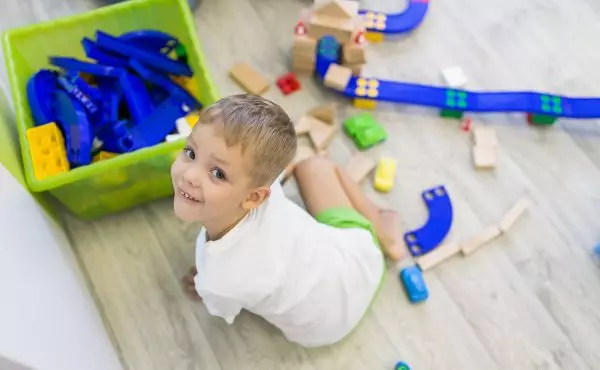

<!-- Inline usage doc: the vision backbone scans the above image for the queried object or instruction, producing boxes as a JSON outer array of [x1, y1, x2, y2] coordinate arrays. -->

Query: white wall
[[0, 164, 123, 370]]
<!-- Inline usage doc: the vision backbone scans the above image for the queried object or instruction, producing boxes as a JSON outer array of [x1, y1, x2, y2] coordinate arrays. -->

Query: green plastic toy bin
[[2, 0, 220, 220]]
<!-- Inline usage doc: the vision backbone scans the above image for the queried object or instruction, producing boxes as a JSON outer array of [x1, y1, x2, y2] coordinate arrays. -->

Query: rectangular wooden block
[[324, 64, 352, 91], [499, 198, 530, 232], [472, 145, 497, 169], [342, 44, 366, 64], [292, 36, 317, 60], [472, 126, 498, 147], [417, 242, 461, 271], [345, 153, 376, 183], [461, 226, 502, 255], [308, 117, 338, 150], [228, 62, 269, 95], [343, 62, 363, 76]]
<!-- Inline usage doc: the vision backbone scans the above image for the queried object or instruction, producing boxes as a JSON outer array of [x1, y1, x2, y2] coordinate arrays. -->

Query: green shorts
[[314, 207, 386, 337]]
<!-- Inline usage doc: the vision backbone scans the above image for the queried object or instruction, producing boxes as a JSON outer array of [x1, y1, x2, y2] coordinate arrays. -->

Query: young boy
[[172, 94, 404, 348]]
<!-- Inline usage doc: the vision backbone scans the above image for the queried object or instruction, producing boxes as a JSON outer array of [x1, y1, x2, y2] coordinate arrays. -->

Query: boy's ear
[[242, 186, 271, 210]]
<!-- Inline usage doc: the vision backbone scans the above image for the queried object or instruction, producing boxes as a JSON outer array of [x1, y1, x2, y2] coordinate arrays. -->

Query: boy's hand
[[182, 266, 202, 301]]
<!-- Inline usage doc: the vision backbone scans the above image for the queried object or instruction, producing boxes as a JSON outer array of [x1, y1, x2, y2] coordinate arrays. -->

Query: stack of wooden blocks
[[292, 0, 367, 76]]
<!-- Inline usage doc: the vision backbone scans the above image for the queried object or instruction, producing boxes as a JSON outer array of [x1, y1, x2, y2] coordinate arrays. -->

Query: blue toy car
[[395, 361, 411, 370], [400, 266, 429, 303]]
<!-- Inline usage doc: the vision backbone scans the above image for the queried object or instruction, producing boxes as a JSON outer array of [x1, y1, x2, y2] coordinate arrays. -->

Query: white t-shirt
[[193, 179, 384, 347]]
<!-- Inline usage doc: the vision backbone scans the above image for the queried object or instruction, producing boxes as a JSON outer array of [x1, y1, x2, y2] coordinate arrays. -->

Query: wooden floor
[[3, 0, 600, 369]]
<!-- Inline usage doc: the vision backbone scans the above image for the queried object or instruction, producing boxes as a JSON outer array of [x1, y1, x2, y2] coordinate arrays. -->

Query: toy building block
[[499, 198, 530, 232], [295, 115, 312, 135], [441, 66, 468, 88], [324, 64, 352, 91], [166, 134, 185, 142], [307, 102, 336, 124], [228, 62, 269, 95], [176, 116, 192, 136], [92, 151, 118, 163], [312, 0, 359, 19], [416, 242, 461, 271], [26, 122, 70, 180], [460, 225, 502, 255], [373, 156, 396, 192], [309, 116, 338, 150], [472, 145, 497, 170], [345, 153, 376, 183], [185, 111, 200, 128], [342, 44, 366, 64], [399, 266, 429, 303], [276, 73, 301, 95], [292, 36, 317, 73], [307, 1, 359, 44], [472, 126, 498, 147], [353, 98, 376, 110], [343, 62, 363, 76]]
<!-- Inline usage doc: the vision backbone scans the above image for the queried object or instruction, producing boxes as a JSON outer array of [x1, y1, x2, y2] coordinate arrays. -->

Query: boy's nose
[[183, 168, 201, 188]]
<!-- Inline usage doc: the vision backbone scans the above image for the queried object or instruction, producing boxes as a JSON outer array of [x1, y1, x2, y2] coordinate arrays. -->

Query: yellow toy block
[[171, 75, 200, 100], [353, 98, 377, 110], [25, 122, 69, 180], [92, 151, 118, 163], [373, 156, 396, 192], [365, 31, 384, 43], [185, 111, 200, 128]]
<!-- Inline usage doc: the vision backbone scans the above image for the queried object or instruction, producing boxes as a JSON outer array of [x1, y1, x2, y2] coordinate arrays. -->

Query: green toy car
[[343, 112, 388, 150]]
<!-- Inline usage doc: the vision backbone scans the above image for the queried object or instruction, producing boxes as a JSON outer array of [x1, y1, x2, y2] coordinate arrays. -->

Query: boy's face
[[170, 122, 269, 224]]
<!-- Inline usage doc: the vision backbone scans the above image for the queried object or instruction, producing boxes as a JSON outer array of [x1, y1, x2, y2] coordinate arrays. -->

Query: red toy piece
[[354, 31, 366, 45], [276, 73, 301, 95], [294, 22, 306, 35], [461, 117, 472, 132]]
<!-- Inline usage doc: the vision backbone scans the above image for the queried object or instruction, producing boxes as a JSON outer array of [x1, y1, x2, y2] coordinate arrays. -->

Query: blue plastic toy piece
[[49, 56, 122, 77], [26, 69, 58, 126], [119, 29, 179, 53], [95, 30, 192, 77], [394, 361, 411, 370], [404, 185, 453, 257], [56, 75, 100, 117], [53, 89, 93, 167], [99, 96, 185, 153], [359, 0, 429, 36], [82, 38, 130, 68], [400, 266, 429, 303], [128, 59, 201, 110], [315, 35, 341, 77], [119, 71, 154, 124]]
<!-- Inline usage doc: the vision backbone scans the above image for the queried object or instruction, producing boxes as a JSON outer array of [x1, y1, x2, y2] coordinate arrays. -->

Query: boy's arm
[[194, 274, 243, 324]]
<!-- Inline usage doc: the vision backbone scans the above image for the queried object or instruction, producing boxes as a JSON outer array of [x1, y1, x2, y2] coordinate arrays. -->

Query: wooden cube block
[[228, 62, 269, 95], [345, 153, 376, 183], [308, 103, 336, 125], [461, 226, 502, 255], [342, 44, 366, 64], [472, 126, 498, 147], [343, 63, 363, 76], [472, 145, 497, 169], [308, 15, 354, 43], [308, 117, 338, 150], [324, 64, 352, 90], [292, 36, 317, 59]]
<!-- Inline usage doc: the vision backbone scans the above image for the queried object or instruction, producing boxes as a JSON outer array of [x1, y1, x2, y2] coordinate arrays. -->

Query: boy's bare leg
[[294, 156, 405, 261]]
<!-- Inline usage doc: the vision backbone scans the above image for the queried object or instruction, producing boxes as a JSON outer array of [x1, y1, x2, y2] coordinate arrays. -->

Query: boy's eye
[[183, 146, 195, 160], [211, 168, 227, 181]]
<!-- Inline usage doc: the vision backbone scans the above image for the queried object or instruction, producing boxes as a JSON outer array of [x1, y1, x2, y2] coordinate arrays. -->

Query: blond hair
[[196, 94, 297, 186]]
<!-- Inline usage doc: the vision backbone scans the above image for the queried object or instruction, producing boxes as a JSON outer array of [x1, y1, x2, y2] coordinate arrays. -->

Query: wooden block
[[313, 0, 359, 19], [294, 116, 312, 135], [308, 103, 336, 124], [292, 64, 315, 75], [344, 63, 363, 76], [417, 242, 461, 271], [308, 117, 338, 150], [342, 44, 366, 64], [499, 198, 530, 232], [345, 153, 376, 183], [292, 36, 317, 58], [228, 62, 269, 95], [460, 226, 502, 255], [472, 145, 497, 169], [324, 64, 352, 91], [308, 15, 354, 43], [472, 126, 498, 147]]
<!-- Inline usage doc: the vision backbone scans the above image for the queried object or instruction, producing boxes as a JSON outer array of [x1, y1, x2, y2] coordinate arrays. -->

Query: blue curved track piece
[[359, 0, 429, 35], [404, 186, 453, 257]]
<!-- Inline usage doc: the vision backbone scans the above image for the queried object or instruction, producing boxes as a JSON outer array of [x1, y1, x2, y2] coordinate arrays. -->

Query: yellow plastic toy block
[[353, 98, 377, 110], [373, 156, 397, 192], [25, 122, 69, 180], [171, 75, 200, 100], [185, 111, 200, 128], [92, 151, 118, 163], [365, 31, 385, 43]]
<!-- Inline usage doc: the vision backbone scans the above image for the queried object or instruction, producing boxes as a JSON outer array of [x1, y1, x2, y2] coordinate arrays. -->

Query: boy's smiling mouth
[[178, 187, 202, 203]]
